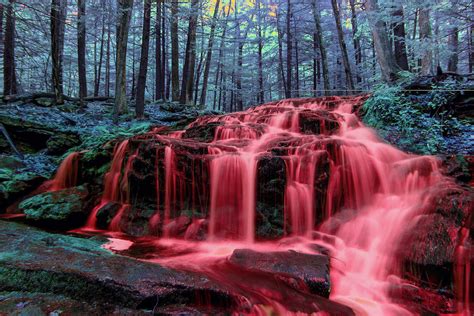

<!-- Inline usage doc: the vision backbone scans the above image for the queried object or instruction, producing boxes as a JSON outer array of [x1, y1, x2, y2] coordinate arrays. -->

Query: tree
[[286, 0, 292, 98], [51, 0, 67, 104], [136, 0, 152, 118], [3, 0, 17, 96], [0, 4, 4, 64], [330, 0, 354, 92], [312, 0, 330, 95], [170, 0, 179, 101], [256, 0, 264, 104], [447, 27, 459, 72], [391, 2, 409, 71], [77, 0, 87, 103], [180, 0, 199, 104], [155, 0, 164, 100], [200, 0, 220, 106], [366, 0, 400, 82], [419, 8, 433, 75], [114, 0, 134, 118], [349, 0, 362, 82]]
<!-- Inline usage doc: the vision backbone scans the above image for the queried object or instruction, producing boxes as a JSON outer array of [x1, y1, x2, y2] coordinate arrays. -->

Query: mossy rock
[[34, 97, 55, 107], [46, 133, 81, 155], [19, 186, 90, 228], [0, 173, 45, 212]]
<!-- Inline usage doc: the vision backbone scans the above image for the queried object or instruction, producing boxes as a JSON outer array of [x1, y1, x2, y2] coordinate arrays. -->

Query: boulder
[[0, 221, 236, 314], [95, 201, 122, 229], [18, 186, 90, 228], [228, 249, 331, 298], [46, 133, 81, 155], [0, 172, 45, 212]]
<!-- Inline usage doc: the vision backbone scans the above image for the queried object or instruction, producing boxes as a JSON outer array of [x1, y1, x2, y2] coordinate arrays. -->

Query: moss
[[19, 186, 88, 224], [362, 79, 472, 155], [0, 266, 142, 308]]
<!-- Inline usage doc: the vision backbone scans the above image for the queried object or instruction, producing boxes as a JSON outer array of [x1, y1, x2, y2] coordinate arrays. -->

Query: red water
[[73, 96, 471, 315], [84, 140, 129, 229], [47, 152, 79, 191]]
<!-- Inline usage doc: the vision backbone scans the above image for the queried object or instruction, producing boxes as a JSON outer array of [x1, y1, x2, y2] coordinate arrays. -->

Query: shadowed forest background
[[0, 0, 473, 115]]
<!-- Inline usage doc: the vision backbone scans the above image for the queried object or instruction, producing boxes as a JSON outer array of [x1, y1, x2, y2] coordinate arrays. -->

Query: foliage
[[363, 80, 469, 155]]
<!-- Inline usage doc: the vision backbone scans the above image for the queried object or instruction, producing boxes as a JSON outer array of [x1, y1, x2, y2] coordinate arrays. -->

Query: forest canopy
[[0, 0, 473, 116]]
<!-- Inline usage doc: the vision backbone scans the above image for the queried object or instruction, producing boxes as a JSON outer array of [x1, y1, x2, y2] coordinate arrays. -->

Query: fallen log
[[0, 123, 23, 159], [2, 93, 113, 104]]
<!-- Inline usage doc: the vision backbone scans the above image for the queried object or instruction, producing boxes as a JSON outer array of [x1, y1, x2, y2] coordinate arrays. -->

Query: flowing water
[[71, 96, 470, 315]]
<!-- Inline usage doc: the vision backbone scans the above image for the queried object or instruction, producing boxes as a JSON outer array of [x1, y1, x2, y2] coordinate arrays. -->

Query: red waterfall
[[61, 96, 470, 315], [85, 140, 129, 229], [48, 152, 79, 191]]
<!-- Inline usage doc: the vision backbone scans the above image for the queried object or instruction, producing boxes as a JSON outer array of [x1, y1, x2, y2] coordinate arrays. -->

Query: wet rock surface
[[0, 220, 236, 314], [19, 185, 91, 228], [229, 249, 331, 297]]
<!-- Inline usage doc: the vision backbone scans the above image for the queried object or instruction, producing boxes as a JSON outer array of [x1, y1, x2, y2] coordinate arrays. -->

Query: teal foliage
[[80, 121, 152, 150], [362, 80, 469, 155]]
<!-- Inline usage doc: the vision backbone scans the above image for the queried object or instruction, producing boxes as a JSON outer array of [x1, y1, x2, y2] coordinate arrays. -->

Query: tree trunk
[[155, 0, 164, 100], [256, 0, 264, 104], [294, 34, 300, 97], [51, 0, 67, 104], [0, 4, 4, 62], [286, 0, 292, 98], [366, 0, 400, 82], [114, 0, 134, 119], [94, 2, 106, 97], [392, 4, 409, 71], [170, 0, 179, 101], [470, 1, 473, 73], [447, 27, 459, 73], [180, 0, 199, 104], [105, 14, 111, 98], [276, 5, 287, 98], [312, 0, 330, 95], [77, 0, 87, 102], [200, 0, 220, 106], [213, 11, 230, 111], [3, 0, 17, 96], [135, 0, 152, 118], [349, 0, 362, 82], [330, 0, 354, 91], [419, 8, 433, 75]]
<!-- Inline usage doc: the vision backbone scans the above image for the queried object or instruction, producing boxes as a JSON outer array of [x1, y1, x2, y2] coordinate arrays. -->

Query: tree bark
[[312, 0, 330, 95], [105, 10, 111, 98], [366, 0, 400, 82], [213, 10, 230, 111], [0, 4, 4, 62], [330, 0, 354, 91], [200, 0, 220, 106], [77, 0, 87, 102], [349, 0, 362, 82], [170, 0, 179, 101], [419, 8, 433, 75], [180, 0, 199, 104], [392, 3, 409, 71], [51, 0, 67, 104], [256, 0, 264, 104], [135, 0, 152, 118], [94, 1, 106, 97], [114, 0, 134, 119], [3, 0, 17, 96], [286, 0, 292, 98], [155, 0, 164, 100], [447, 27, 459, 73], [276, 4, 287, 98]]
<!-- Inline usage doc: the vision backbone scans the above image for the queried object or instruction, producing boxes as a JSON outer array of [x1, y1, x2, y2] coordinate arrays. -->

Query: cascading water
[[76, 96, 471, 315], [47, 151, 79, 191]]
